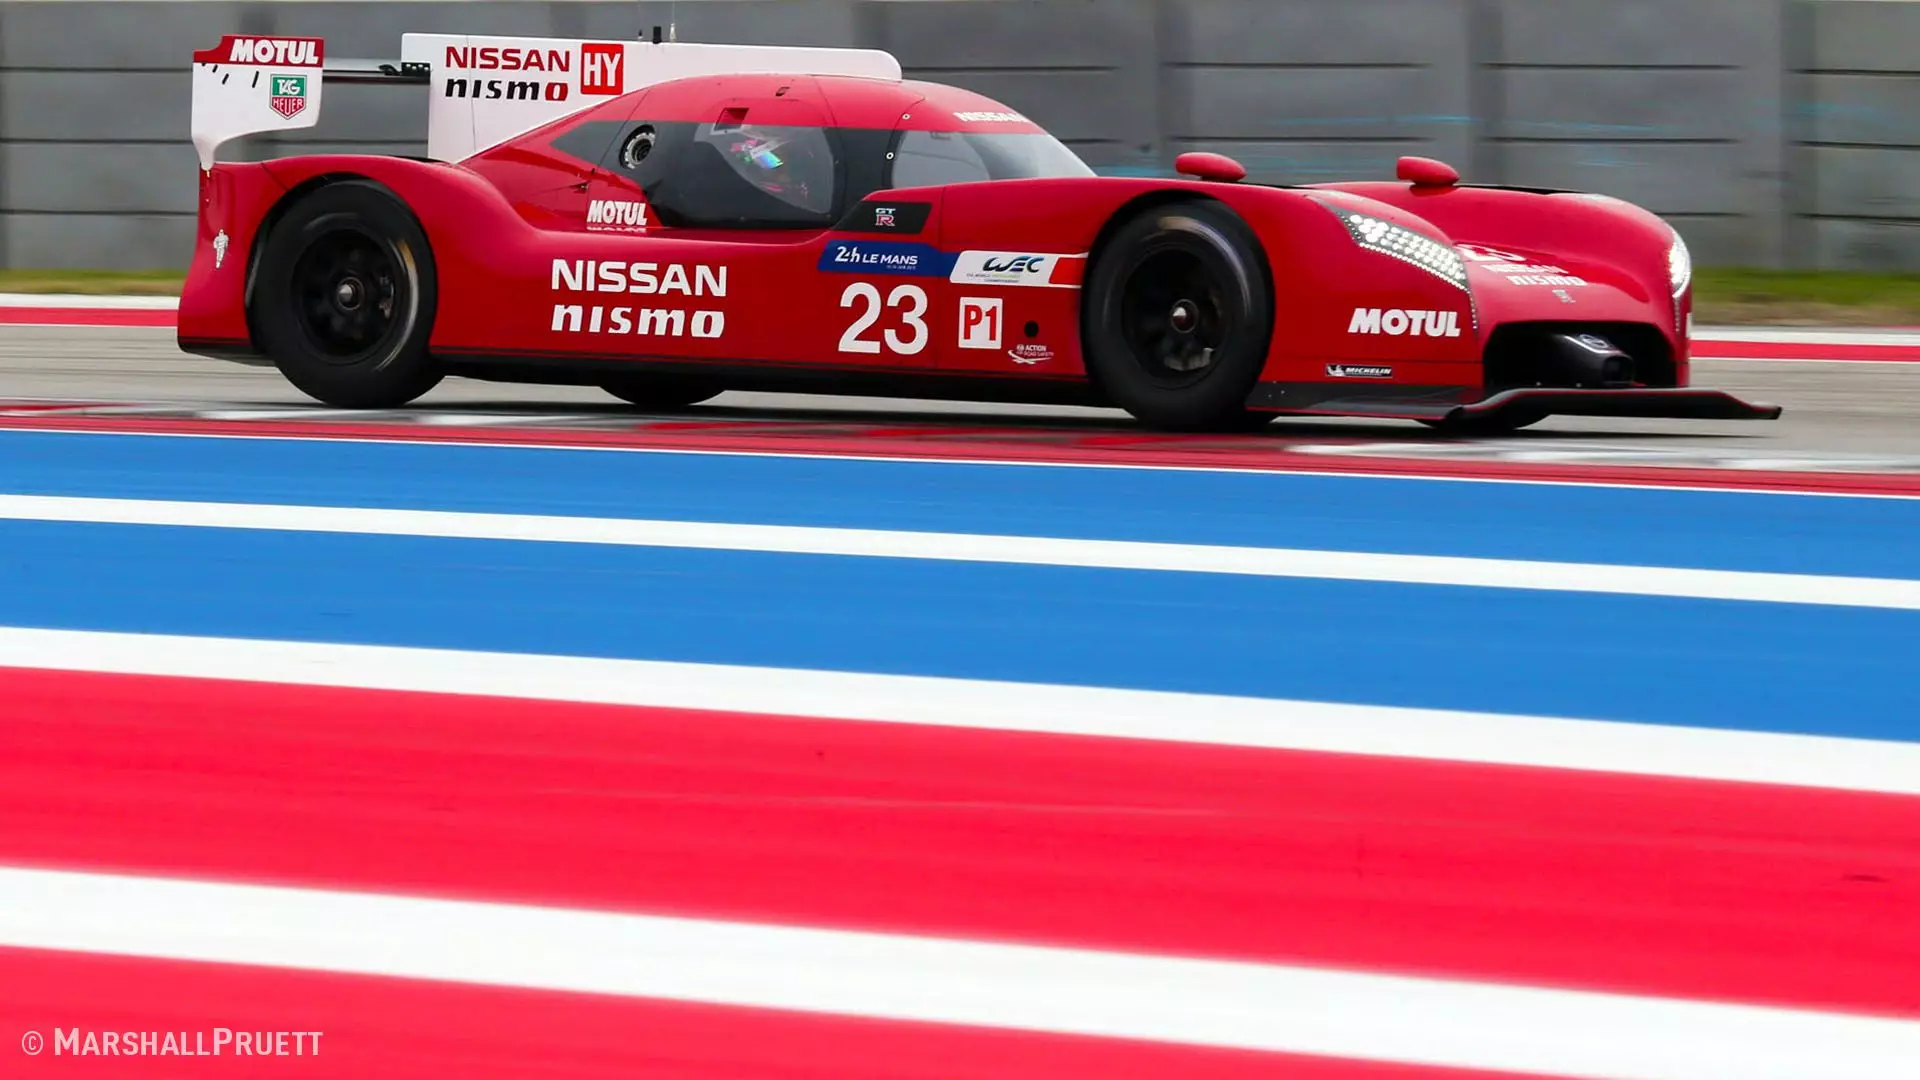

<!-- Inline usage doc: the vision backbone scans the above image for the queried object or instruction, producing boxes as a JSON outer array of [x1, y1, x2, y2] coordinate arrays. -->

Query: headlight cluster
[[1668, 232, 1692, 298], [1333, 209, 1470, 291]]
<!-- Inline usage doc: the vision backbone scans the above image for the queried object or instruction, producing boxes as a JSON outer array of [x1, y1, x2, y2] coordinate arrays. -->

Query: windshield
[[889, 129, 1095, 188]]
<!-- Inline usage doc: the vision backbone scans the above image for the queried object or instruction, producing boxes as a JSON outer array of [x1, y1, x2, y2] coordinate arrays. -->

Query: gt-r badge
[[212, 229, 229, 269], [1326, 364, 1393, 379]]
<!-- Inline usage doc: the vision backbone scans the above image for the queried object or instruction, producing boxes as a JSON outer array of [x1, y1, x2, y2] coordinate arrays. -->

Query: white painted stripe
[[0, 864, 1913, 1080], [4, 627, 1919, 795], [1694, 353, 1920, 366], [0, 293, 179, 309], [1694, 326, 1920, 346], [1, 493, 1917, 610]]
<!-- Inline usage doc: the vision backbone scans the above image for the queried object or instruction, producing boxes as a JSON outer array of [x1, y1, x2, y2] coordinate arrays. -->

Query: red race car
[[179, 31, 1780, 433]]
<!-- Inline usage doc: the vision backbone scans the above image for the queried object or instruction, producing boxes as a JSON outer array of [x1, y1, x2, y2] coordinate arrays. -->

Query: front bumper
[[1447, 387, 1783, 423], [1244, 383, 1783, 423]]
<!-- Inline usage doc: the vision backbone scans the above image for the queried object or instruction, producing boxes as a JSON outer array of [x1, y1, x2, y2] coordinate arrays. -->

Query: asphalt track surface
[[5, 323, 1920, 1077], [6, 324, 1920, 456]]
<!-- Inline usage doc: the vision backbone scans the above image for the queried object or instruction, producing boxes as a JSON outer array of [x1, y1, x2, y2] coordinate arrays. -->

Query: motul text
[[1347, 308, 1463, 338], [219, 38, 321, 66]]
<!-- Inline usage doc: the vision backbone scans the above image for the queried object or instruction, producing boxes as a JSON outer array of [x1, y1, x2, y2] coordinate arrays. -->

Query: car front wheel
[[1080, 199, 1276, 432]]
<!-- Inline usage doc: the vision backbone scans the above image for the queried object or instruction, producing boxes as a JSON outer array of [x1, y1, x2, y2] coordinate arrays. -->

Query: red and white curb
[[4, 294, 1919, 362], [0, 292, 179, 327]]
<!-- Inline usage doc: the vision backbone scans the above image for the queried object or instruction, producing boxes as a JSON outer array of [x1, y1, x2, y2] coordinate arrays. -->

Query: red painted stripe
[[1694, 341, 1920, 363], [1, 414, 1917, 494], [0, 947, 1535, 1080], [4, 666, 1918, 1017], [0, 308, 176, 328]]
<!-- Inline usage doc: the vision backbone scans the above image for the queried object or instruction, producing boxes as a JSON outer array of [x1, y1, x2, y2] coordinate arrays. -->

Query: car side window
[[890, 129, 991, 188], [693, 115, 836, 218], [612, 106, 839, 228]]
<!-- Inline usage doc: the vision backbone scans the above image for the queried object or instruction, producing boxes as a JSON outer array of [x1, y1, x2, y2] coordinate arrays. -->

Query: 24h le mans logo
[[268, 74, 307, 119]]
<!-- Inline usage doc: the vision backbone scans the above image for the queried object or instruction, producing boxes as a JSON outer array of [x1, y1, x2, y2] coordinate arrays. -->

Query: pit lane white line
[[0, 493, 1916, 610], [5, 627, 1920, 796]]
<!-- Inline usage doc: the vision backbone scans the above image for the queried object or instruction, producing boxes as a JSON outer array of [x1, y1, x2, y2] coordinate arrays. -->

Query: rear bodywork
[[179, 32, 1779, 427]]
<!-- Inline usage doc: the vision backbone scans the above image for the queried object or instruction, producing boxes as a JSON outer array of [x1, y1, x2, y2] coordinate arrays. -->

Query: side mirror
[[1396, 156, 1460, 188], [1174, 151, 1247, 183]]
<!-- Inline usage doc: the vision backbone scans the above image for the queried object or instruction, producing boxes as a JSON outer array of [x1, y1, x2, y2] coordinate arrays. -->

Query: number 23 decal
[[838, 282, 928, 356]]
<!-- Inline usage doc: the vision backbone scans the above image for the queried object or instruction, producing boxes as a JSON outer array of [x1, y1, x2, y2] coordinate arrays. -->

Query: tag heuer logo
[[269, 74, 308, 119]]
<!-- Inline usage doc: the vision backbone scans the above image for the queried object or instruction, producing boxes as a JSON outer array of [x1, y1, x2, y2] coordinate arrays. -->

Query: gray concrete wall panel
[[1810, 218, 1920, 273], [1804, 74, 1920, 148], [3, 211, 193, 270], [1807, 0, 1919, 73], [2, 143, 198, 214], [1177, 68, 1450, 142], [1, 72, 188, 142], [1, 0, 1918, 271], [1494, 0, 1773, 67], [1801, 146, 1920, 221], [0, 2, 247, 70], [618, 2, 866, 48], [1492, 70, 1756, 143], [1169, 0, 1467, 66], [873, 0, 1152, 70]]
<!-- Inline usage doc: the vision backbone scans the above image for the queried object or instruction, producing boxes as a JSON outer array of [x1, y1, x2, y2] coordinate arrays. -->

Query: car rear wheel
[[1081, 199, 1275, 432], [599, 373, 727, 410], [249, 180, 442, 408]]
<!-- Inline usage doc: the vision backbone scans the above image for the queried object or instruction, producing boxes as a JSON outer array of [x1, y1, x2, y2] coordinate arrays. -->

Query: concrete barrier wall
[[0, 0, 1914, 271]]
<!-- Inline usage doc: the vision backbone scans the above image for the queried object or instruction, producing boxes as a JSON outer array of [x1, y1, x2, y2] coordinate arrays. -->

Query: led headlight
[[1667, 231, 1692, 336], [1667, 232, 1692, 298], [1331, 209, 1469, 291]]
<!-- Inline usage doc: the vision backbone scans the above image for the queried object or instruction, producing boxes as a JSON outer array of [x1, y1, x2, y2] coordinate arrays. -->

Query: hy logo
[[268, 74, 308, 119]]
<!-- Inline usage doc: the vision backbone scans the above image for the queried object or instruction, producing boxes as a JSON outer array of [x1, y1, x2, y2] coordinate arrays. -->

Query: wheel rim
[[288, 221, 405, 365], [1116, 247, 1232, 386]]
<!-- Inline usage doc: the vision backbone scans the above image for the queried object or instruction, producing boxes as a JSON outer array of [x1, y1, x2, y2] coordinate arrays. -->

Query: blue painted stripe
[[1, 519, 1914, 742], [1, 431, 1919, 579]]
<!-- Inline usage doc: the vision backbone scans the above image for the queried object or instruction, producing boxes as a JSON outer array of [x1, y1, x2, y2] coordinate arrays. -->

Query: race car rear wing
[[190, 32, 902, 170]]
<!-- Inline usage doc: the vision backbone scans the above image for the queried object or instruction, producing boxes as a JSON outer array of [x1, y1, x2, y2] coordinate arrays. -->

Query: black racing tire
[[598, 373, 728, 409], [1081, 199, 1275, 432], [249, 179, 443, 408]]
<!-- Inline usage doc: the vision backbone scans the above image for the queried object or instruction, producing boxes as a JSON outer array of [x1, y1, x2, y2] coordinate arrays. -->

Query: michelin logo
[[1326, 363, 1394, 379], [1347, 308, 1462, 338]]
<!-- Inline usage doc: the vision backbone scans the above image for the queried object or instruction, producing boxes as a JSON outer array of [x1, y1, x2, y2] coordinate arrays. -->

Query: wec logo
[[1347, 308, 1462, 338], [949, 250, 1070, 287], [982, 255, 1046, 275]]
